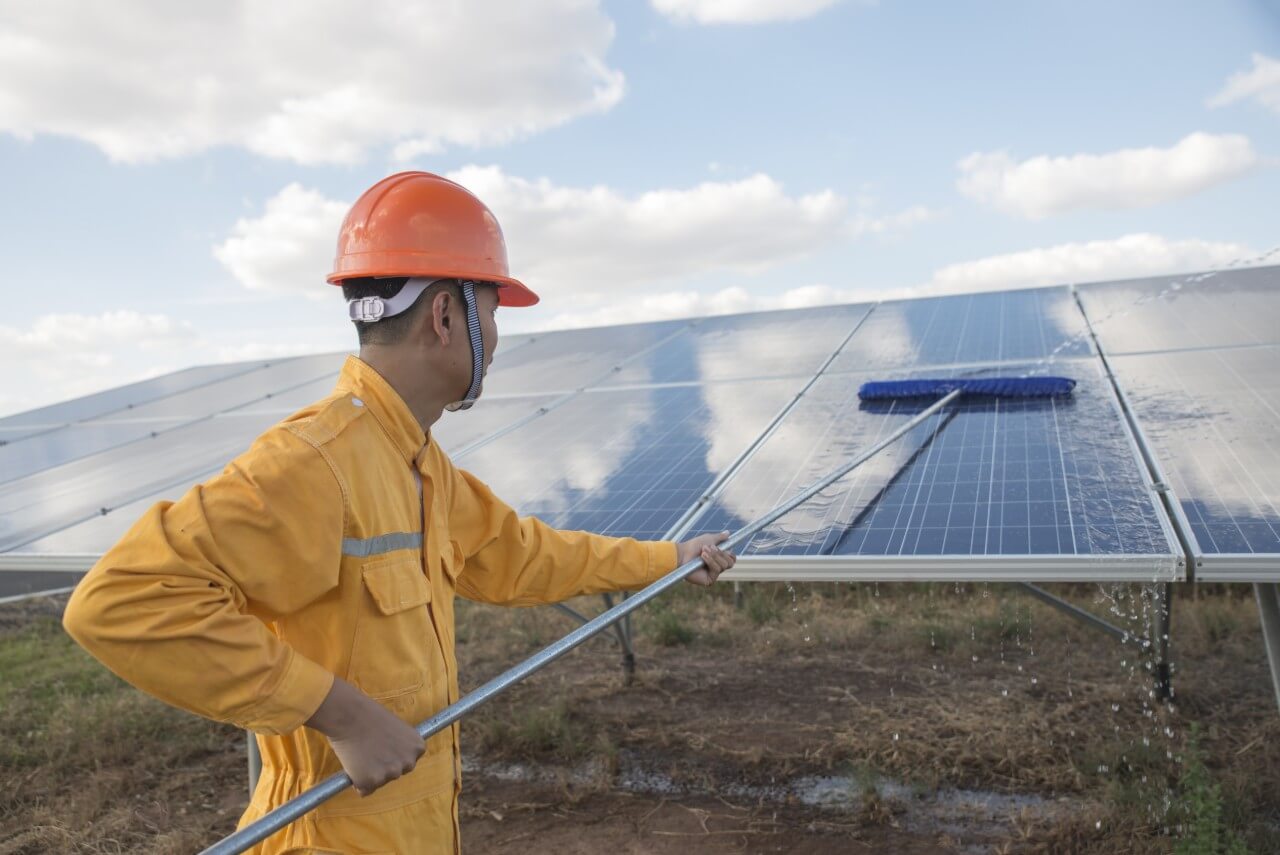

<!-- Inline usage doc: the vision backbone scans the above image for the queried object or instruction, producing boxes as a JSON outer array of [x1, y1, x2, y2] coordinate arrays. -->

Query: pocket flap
[[362, 558, 430, 615], [440, 539, 465, 582]]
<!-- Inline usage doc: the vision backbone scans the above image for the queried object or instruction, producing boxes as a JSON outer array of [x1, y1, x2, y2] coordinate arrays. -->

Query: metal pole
[[1152, 581, 1173, 701], [0, 585, 76, 606], [550, 601, 594, 626], [600, 593, 635, 684], [201, 389, 963, 855], [1254, 582, 1280, 713]]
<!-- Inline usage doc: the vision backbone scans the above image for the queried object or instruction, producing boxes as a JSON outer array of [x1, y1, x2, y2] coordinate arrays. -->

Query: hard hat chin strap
[[444, 280, 484, 412]]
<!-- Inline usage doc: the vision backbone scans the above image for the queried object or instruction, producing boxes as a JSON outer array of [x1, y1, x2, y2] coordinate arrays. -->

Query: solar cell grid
[[828, 287, 1092, 374], [687, 360, 1174, 560]]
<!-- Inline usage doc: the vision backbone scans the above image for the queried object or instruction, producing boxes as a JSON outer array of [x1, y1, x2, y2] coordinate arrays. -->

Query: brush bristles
[[857, 377, 1077, 400]]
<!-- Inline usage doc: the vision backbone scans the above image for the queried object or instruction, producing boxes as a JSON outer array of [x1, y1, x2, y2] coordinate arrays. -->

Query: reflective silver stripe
[[341, 532, 423, 558]]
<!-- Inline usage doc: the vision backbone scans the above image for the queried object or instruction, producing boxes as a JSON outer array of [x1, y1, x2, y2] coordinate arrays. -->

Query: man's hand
[[677, 531, 736, 586], [305, 676, 425, 796]]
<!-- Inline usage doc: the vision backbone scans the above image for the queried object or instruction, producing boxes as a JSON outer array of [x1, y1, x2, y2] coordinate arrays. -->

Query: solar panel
[[1109, 346, 1280, 576], [0, 359, 271, 438], [7, 391, 556, 558], [14, 272, 1280, 584], [13, 472, 211, 556], [87, 353, 350, 423], [456, 378, 807, 542], [0, 412, 282, 552], [0, 353, 350, 482], [1078, 265, 1280, 355], [827, 287, 1092, 374], [481, 319, 692, 396], [686, 360, 1176, 569], [589, 304, 872, 387], [1, 420, 187, 484]]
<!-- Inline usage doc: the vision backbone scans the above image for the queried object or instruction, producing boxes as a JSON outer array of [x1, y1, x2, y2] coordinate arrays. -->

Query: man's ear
[[429, 289, 453, 346]]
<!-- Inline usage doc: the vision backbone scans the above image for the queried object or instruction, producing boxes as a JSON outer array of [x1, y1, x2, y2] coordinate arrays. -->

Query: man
[[63, 171, 736, 854]]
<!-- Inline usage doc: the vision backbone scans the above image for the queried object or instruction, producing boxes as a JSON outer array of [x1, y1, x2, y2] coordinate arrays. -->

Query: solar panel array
[[2, 265, 1278, 584]]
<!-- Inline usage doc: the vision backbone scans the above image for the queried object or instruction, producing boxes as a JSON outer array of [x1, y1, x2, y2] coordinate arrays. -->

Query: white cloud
[[447, 166, 848, 301], [652, 0, 848, 24], [0, 311, 194, 416], [850, 204, 940, 237], [1208, 53, 1280, 113], [214, 168, 858, 302], [920, 234, 1255, 296], [0, 0, 624, 164], [957, 133, 1260, 219], [213, 184, 347, 296]]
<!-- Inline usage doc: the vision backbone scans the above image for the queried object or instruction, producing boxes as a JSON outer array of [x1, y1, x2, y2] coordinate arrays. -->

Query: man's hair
[[340, 277, 461, 346]]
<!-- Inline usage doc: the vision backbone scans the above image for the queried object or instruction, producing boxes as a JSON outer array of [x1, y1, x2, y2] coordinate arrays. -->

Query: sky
[[0, 0, 1278, 416]]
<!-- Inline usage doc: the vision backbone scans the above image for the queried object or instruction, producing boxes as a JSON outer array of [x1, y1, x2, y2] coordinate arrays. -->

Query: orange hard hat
[[327, 171, 539, 307]]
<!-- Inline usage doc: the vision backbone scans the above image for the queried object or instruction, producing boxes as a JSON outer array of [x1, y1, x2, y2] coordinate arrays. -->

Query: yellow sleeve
[[446, 465, 679, 606], [62, 426, 343, 735]]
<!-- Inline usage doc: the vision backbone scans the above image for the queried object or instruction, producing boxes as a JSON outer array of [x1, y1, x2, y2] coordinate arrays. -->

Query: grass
[[0, 616, 243, 854], [470, 696, 603, 765], [646, 605, 695, 647], [3, 582, 1278, 852]]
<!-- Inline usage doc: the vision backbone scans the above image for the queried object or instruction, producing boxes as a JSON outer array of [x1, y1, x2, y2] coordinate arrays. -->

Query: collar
[[334, 356, 427, 465]]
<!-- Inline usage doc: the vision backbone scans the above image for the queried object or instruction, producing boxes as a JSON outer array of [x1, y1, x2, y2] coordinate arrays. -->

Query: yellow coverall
[[63, 356, 678, 854]]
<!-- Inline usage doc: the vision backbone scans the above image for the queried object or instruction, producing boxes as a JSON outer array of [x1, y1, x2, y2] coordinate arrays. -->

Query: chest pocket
[[349, 556, 433, 699]]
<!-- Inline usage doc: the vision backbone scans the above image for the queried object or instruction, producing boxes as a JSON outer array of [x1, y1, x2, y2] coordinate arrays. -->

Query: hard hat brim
[[327, 258, 539, 307]]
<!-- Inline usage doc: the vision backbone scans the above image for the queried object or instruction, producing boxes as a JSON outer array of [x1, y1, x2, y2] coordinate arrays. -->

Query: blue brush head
[[858, 377, 1076, 400]]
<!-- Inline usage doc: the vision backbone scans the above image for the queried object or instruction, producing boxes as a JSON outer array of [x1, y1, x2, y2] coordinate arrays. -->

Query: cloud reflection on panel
[[1077, 265, 1280, 355], [1113, 347, 1280, 556], [690, 372, 940, 553], [458, 379, 805, 541], [593, 303, 871, 389]]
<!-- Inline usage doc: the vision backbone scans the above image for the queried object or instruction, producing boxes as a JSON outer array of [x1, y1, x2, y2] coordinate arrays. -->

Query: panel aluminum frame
[[721, 553, 1180, 582]]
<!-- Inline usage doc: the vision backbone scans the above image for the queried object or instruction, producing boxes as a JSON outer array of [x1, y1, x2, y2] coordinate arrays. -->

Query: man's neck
[[357, 347, 449, 435]]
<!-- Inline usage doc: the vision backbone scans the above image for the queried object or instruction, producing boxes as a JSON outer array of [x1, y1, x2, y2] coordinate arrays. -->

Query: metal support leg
[[733, 581, 744, 611], [603, 593, 636, 686], [1254, 583, 1280, 714], [1018, 583, 1141, 644], [1152, 582, 1173, 701], [247, 732, 261, 800]]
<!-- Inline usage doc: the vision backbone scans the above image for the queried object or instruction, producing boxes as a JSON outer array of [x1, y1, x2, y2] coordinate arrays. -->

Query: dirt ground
[[2, 582, 1277, 854]]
